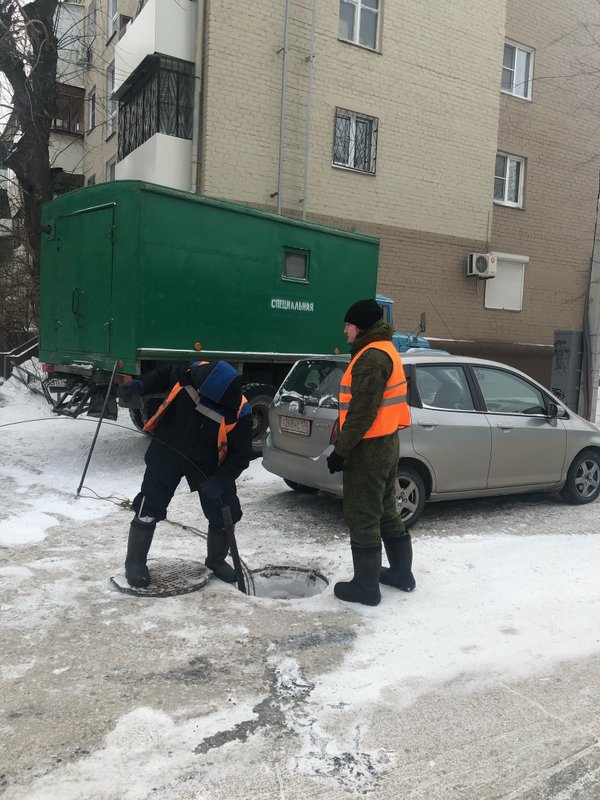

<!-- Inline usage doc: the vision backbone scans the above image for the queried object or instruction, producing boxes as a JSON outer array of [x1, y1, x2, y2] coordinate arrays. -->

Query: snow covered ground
[[1, 372, 600, 800]]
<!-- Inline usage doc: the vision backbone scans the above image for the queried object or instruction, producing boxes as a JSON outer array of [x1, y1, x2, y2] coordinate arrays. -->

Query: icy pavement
[[1, 376, 600, 799]]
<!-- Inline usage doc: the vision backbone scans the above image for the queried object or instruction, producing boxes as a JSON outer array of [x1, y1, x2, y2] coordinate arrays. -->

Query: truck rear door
[[53, 206, 114, 358]]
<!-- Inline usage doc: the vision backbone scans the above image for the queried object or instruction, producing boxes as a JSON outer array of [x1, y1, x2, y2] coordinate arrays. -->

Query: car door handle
[[417, 421, 437, 430], [497, 423, 513, 431]]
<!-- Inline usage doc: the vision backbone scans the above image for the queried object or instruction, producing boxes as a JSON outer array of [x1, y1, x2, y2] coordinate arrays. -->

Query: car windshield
[[278, 360, 345, 408]]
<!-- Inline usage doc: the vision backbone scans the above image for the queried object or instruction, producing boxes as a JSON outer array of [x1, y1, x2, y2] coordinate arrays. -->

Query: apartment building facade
[[79, 0, 600, 390]]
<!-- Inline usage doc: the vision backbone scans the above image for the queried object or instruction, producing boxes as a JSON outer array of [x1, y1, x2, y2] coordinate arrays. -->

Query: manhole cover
[[111, 558, 212, 597], [250, 565, 328, 599]]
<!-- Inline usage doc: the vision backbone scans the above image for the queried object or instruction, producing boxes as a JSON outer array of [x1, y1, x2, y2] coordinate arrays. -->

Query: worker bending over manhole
[[117, 359, 253, 589]]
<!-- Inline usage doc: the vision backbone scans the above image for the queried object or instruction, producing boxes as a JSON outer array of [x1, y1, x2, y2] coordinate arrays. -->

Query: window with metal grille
[[333, 107, 378, 174], [118, 56, 193, 161]]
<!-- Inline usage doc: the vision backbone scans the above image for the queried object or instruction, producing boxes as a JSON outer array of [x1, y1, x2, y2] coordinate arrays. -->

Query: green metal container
[[40, 181, 379, 376]]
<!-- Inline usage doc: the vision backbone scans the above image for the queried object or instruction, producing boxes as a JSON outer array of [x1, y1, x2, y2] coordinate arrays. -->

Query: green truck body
[[39, 180, 379, 443]]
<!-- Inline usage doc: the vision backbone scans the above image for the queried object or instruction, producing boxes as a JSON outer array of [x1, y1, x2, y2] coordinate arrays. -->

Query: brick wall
[[201, 0, 505, 242], [490, 0, 600, 346], [200, 0, 600, 360]]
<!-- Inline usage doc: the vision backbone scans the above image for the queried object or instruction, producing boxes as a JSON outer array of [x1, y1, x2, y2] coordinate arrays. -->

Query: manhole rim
[[248, 563, 330, 600], [250, 563, 329, 585]]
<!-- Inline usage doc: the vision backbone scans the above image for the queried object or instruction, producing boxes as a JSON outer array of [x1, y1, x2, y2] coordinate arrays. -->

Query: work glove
[[117, 379, 144, 406], [201, 474, 226, 500], [327, 450, 345, 474]]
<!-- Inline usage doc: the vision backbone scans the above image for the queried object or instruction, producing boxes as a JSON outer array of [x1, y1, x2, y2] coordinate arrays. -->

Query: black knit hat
[[344, 298, 383, 330]]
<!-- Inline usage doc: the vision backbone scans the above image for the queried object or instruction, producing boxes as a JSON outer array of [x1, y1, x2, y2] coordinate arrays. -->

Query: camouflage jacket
[[334, 320, 397, 458]]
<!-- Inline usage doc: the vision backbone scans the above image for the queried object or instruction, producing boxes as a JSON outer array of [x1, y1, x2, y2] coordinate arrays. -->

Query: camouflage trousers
[[342, 433, 406, 546]]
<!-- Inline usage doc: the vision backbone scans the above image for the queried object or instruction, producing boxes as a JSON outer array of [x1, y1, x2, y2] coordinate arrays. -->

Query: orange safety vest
[[143, 363, 250, 464], [339, 340, 410, 437]]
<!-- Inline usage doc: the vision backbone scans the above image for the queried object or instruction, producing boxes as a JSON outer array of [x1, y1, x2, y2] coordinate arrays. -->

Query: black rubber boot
[[125, 517, 155, 588], [205, 526, 237, 583], [334, 543, 382, 606], [379, 533, 416, 591]]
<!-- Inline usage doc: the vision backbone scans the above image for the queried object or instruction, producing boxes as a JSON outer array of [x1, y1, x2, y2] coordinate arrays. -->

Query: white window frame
[[339, 0, 381, 52], [485, 252, 529, 312], [333, 107, 378, 174], [501, 40, 534, 100], [88, 89, 96, 131], [494, 152, 524, 208], [106, 156, 117, 182], [107, 0, 118, 39], [106, 61, 116, 136]]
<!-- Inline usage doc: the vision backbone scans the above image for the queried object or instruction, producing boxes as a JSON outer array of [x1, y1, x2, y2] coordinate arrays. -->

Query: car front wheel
[[396, 464, 426, 527], [560, 449, 600, 504]]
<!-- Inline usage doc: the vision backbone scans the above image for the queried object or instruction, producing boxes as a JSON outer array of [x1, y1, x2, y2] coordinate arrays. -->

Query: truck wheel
[[243, 383, 277, 457], [128, 398, 161, 433], [129, 408, 144, 431]]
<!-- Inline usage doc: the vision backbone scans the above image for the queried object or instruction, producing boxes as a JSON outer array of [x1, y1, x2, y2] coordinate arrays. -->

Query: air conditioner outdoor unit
[[466, 252, 496, 279]]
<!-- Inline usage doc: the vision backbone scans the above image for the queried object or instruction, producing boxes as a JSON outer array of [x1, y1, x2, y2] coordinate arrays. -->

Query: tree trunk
[[1, 0, 60, 288]]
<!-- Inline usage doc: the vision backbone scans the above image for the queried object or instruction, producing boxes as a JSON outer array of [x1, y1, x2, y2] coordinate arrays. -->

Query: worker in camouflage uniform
[[327, 299, 415, 606]]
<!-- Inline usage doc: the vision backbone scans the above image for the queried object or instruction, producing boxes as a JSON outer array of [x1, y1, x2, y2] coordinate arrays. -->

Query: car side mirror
[[420, 312, 427, 333], [547, 402, 568, 419]]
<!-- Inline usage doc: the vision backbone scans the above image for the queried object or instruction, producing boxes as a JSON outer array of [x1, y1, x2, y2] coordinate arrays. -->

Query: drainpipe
[[301, 0, 316, 220], [276, 0, 291, 215], [583, 172, 600, 422], [190, 0, 207, 194]]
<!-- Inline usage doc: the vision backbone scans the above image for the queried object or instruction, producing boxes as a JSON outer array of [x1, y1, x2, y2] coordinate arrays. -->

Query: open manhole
[[250, 565, 328, 599], [111, 558, 212, 597]]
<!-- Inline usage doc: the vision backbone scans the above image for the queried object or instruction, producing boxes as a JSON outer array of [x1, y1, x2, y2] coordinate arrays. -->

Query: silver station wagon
[[262, 353, 600, 526]]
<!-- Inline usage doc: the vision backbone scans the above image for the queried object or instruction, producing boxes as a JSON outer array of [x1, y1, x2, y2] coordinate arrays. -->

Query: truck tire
[[129, 408, 144, 430], [128, 398, 162, 433], [243, 383, 277, 458]]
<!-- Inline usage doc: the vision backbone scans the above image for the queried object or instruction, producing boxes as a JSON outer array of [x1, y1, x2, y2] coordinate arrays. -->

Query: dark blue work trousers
[[132, 465, 242, 530]]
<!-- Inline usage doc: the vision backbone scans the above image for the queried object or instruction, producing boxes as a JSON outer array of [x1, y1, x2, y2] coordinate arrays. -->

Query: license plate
[[280, 415, 310, 436]]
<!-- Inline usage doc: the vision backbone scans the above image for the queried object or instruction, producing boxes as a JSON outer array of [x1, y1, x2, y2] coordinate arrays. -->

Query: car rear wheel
[[560, 449, 600, 504], [284, 479, 319, 494], [242, 383, 278, 458], [396, 465, 426, 527]]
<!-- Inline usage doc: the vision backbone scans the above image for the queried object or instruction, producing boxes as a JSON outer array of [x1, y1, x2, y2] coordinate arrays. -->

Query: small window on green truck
[[283, 249, 309, 282]]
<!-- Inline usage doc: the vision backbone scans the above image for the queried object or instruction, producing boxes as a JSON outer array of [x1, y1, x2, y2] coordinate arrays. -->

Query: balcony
[[115, 133, 192, 192], [114, 0, 197, 98], [49, 134, 84, 175]]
